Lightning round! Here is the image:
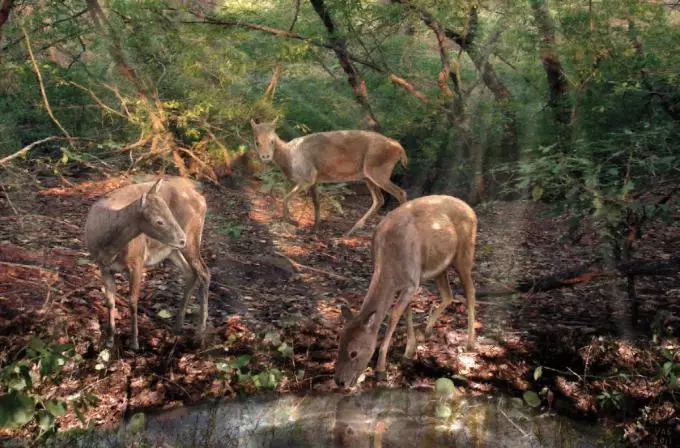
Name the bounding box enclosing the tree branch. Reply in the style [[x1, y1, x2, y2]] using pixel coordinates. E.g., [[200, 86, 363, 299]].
[[22, 25, 75, 146], [309, 0, 381, 130], [0, 136, 63, 165]]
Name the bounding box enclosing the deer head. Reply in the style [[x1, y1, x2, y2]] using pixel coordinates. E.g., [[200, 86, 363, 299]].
[[250, 118, 278, 162], [335, 304, 379, 388], [137, 178, 186, 249]]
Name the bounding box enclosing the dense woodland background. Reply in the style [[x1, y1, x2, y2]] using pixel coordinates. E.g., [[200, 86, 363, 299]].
[[1, 0, 680, 445]]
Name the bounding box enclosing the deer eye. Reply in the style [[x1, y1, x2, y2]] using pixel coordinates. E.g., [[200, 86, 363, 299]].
[[155, 219, 164, 226], [350, 351, 358, 359]]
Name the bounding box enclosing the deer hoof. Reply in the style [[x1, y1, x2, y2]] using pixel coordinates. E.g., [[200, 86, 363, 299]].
[[131, 341, 140, 351]]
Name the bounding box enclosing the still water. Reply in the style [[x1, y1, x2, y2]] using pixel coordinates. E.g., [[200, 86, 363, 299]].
[[50, 388, 601, 447]]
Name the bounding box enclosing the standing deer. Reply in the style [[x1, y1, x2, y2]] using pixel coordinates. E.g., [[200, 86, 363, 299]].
[[84, 177, 210, 350], [334, 195, 477, 387], [250, 119, 408, 235]]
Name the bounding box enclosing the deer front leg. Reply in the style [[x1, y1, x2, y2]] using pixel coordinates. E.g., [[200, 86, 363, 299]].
[[169, 251, 195, 334], [282, 183, 304, 223], [310, 184, 321, 231], [101, 268, 117, 348], [346, 180, 383, 236], [127, 263, 143, 351], [425, 271, 454, 336], [376, 286, 416, 377]]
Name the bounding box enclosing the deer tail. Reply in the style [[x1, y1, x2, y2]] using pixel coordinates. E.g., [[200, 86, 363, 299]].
[[396, 143, 408, 168]]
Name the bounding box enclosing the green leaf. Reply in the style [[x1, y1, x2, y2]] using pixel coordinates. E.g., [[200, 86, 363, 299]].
[[98, 349, 110, 363], [263, 332, 281, 346], [522, 391, 541, 408], [128, 412, 146, 434], [534, 366, 543, 381], [661, 348, 674, 361], [434, 377, 456, 397], [277, 342, 294, 358], [76, 258, 91, 265], [229, 354, 251, 369], [531, 185, 544, 201], [0, 391, 36, 428], [435, 404, 452, 419], [295, 369, 305, 379], [511, 397, 525, 408], [37, 411, 55, 432], [7, 375, 27, 391], [158, 309, 172, 319], [45, 399, 67, 417]]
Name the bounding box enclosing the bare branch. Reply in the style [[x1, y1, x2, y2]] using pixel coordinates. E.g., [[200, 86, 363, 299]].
[[0, 136, 63, 165], [22, 25, 75, 147]]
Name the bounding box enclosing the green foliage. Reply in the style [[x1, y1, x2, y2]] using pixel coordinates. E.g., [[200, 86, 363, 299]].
[[597, 389, 625, 412], [218, 220, 245, 241], [0, 337, 96, 436], [216, 331, 294, 390]]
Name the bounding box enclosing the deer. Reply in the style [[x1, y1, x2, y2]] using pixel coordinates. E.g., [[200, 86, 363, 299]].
[[84, 177, 211, 350], [334, 195, 477, 388], [250, 119, 408, 236]]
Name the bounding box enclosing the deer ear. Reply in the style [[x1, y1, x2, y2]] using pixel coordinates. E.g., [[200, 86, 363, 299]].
[[341, 304, 354, 321], [363, 311, 376, 328], [250, 118, 257, 129], [140, 192, 147, 207], [272, 117, 278, 126], [149, 178, 163, 195]]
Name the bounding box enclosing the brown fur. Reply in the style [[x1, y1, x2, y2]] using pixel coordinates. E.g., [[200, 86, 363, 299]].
[[335, 195, 477, 387], [85, 177, 210, 350], [250, 120, 408, 235]]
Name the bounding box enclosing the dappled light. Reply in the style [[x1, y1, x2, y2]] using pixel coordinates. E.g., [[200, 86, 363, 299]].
[[1, 0, 679, 446]]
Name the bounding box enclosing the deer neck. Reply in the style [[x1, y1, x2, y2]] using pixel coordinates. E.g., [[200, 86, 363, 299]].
[[96, 199, 144, 265], [357, 268, 397, 330], [272, 134, 294, 178]]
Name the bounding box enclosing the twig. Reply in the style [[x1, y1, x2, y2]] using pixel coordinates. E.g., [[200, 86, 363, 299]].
[[0, 183, 19, 214], [498, 406, 534, 439], [274, 251, 349, 280], [64, 80, 128, 119], [150, 373, 195, 401]]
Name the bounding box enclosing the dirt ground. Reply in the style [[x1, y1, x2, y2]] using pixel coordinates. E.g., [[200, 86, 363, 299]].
[[1, 172, 679, 445]]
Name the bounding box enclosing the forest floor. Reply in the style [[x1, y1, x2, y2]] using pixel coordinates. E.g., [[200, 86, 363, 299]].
[[1, 172, 679, 445]]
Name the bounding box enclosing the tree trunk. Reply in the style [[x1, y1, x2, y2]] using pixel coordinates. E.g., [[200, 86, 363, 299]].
[[309, 0, 381, 131], [530, 0, 571, 130], [0, 0, 14, 56]]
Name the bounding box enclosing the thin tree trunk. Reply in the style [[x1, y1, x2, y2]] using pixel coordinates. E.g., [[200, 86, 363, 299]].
[[309, 0, 381, 131]]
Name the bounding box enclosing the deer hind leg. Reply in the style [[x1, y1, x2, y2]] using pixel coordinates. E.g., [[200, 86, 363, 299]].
[[364, 161, 407, 206], [346, 179, 383, 236], [404, 306, 416, 360], [458, 265, 476, 351], [101, 268, 117, 348], [193, 258, 210, 343], [127, 262, 143, 351], [376, 285, 417, 375], [425, 271, 455, 337]]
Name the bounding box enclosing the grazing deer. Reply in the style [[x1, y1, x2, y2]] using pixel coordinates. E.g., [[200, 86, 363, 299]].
[[250, 119, 408, 235], [84, 177, 210, 350], [335, 195, 477, 387]]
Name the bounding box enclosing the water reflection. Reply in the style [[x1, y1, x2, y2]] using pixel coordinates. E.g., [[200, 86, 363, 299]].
[[53, 389, 601, 447]]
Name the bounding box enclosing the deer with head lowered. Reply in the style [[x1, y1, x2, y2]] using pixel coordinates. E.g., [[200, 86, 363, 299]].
[[334, 195, 477, 388], [84, 177, 210, 350], [250, 119, 408, 236]]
